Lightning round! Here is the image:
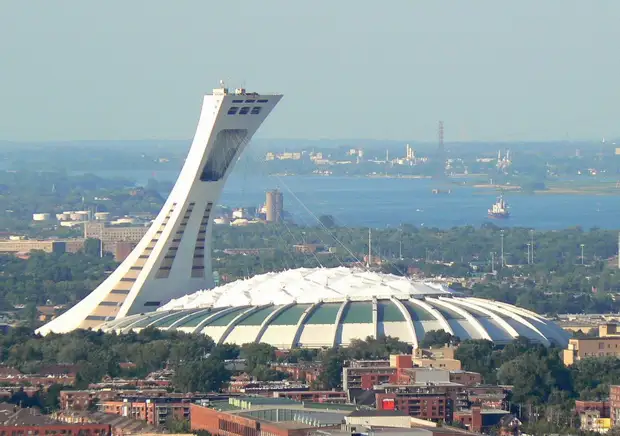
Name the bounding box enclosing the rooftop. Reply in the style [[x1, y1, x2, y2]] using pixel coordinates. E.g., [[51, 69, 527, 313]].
[[160, 267, 454, 310], [348, 409, 408, 417]]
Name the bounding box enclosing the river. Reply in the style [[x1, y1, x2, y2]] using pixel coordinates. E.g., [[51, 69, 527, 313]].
[[73, 170, 620, 230]]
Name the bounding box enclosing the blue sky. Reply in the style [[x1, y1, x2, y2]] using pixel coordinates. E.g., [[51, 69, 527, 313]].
[[0, 1, 619, 142]]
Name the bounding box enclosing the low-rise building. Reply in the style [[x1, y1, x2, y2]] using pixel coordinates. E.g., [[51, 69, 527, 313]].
[[191, 397, 354, 436], [52, 409, 161, 436], [413, 347, 461, 371], [0, 365, 76, 388], [579, 409, 611, 433], [0, 403, 109, 436], [375, 382, 469, 422], [273, 391, 347, 403], [0, 240, 67, 255], [452, 406, 513, 433], [227, 381, 309, 396], [563, 323, 620, 365], [611, 385, 620, 426], [343, 353, 478, 393], [271, 363, 322, 384], [99, 392, 213, 427], [575, 400, 610, 418]]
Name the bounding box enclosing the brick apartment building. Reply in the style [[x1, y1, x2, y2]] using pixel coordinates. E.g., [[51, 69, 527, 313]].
[[99, 392, 213, 427], [343, 354, 481, 392], [611, 385, 620, 426], [271, 363, 322, 385], [375, 381, 470, 422], [453, 406, 513, 433], [0, 403, 109, 436]]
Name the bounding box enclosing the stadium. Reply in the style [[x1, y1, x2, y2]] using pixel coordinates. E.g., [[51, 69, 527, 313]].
[[99, 267, 571, 349]]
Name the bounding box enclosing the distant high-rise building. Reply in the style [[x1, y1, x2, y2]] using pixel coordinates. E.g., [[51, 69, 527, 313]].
[[265, 189, 283, 223]]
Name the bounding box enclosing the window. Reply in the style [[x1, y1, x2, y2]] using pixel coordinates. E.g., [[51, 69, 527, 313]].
[[232, 99, 243, 103], [257, 99, 268, 103], [245, 99, 256, 103], [239, 107, 250, 115], [600, 342, 606, 349], [199, 129, 248, 181], [251, 107, 261, 115], [227, 107, 239, 115]]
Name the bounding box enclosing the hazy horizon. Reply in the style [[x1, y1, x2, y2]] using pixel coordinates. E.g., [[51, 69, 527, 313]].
[[1, 1, 619, 142]]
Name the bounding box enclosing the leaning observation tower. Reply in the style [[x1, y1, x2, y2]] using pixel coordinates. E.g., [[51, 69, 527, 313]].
[[37, 84, 283, 335]]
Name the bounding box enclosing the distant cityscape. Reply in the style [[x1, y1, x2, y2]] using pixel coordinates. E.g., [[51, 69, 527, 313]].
[[0, 189, 288, 263]]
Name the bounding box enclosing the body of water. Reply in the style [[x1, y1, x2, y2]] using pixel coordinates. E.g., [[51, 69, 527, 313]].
[[77, 170, 620, 230]]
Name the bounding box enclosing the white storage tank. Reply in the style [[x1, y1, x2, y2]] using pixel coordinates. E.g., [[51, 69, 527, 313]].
[[213, 217, 231, 225], [70, 211, 90, 221], [94, 212, 110, 221]]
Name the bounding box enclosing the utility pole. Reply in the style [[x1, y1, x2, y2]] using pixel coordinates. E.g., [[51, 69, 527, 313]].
[[580, 244, 585, 265], [500, 230, 505, 268], [491, 252, 495, 273], [530, 229, 535, 264], [526, 243, 531, 265], [399, 234, 403, 260], [367, 228, 372, 268]]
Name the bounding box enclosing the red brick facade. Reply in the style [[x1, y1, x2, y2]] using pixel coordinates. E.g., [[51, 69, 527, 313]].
[[190, 404, 313, 436], [376, 392, 451, 421], [0, 424, 109, 436], [575, 400, 610, 418]]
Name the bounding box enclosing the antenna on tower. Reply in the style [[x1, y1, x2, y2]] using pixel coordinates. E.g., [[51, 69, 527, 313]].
[[438, 121, 444, 154], [435, 121, 445, 179]]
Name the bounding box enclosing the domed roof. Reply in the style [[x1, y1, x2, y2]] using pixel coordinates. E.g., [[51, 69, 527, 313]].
[[159, 267, 454, 310], [100, 267, 570, 349]]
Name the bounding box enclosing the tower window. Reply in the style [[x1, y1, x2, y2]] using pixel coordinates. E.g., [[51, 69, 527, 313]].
[[232, 99, 243, 103], [227, 107, 239, 115], [200, 129, 249, 181], [245, 99, 256, 103], [239, 107, 250, 115], [251, 107, 261, 115], [257, 99, 268, 103]]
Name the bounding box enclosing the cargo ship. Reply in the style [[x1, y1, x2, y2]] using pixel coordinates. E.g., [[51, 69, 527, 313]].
[[488, 195, 510, 219]]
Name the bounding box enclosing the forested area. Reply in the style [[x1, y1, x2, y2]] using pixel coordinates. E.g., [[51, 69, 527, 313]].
[[3, 321, 620, 433], [0, 328, 410, 391], [3, 224, 620, 325], [0, 247, 117, 315], [213, 224, 620, 315], [0, 171, 166, 233]]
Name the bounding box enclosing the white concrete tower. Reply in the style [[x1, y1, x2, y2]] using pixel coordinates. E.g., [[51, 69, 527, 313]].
[[37, 84, 282, 335]]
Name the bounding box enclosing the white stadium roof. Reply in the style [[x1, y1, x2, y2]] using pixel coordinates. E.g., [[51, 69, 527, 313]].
[[160, 267, 453, 310], [100, 267, 571, 349]]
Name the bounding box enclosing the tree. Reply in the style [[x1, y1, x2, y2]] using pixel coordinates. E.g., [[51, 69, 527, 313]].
[[317, 349, 343, 390], [172, 357, 231, 392], [497, 349, 571, 404], [42, 384, 68, 411], [454, 340, 496, 383], [240, 343, 276, 372], [83, 238, 102, 257], [420, 330, 460, 348]]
